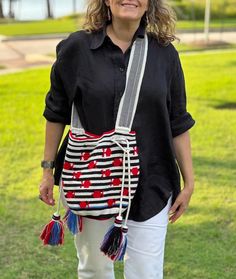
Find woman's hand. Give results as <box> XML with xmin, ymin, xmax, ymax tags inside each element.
<box><xmin>39</xmin><ymin>171</ymin><xmax>55</xmax><ymax>206</ymax></box>
<box><xmin>168</xmin><ymin>186</ymin><xmax>194</xmax><ymax>223</ymax></box>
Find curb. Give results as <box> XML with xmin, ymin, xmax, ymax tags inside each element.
<box><xmin>1</xmin><ymin>33</ymin><xmax>70</xmax><ymax>42</ymax></box>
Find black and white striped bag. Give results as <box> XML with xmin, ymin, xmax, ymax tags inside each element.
<box><xmin>40</xmin><ymin>34</ymin><xmax>148</xmax><ymax>261</ymax></box>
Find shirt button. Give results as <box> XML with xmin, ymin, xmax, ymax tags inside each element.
<box><xmin>119</xmin><ymin>67</ymin><xmax>125</xmax><ymax>72</ymax></box>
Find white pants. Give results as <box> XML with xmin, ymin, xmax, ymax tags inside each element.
<box><xmin>71</xmin><ymin>194</ymin><xmax>173</xmax><ymax>279</ymax></box>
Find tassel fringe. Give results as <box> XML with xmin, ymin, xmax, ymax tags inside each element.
<box><xmin>40</xmin><ymin>213</ymin><xmax>64</xmax><ymax>246</ymax></box>
<box><xmin>63</xmin><ymin>208</ymin><xmax>83</xmax><ymax>235</ymax></box>
<box><xmin>100</xmin><ymin>216</ymin><xmax>125</xmax><ymax>260</ymax></box>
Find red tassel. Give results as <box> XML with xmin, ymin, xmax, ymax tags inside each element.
<box><xmin>40</xmin><ymin>213</ymin><xmax>64</xmax><ymax>246</ymax></box>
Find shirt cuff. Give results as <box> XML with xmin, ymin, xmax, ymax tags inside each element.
<box><xmin>43</xmin><ymin>107</ymin><xmax>71</xmax><ymax>125</ymax></box>
<box><xmin>171</xmin><ymin>112</ymin><xmax>195</xmax><ymax>137</ymax></box>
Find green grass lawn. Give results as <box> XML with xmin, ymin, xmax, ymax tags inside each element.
<box><xmin>0</xmin><ymin>17</ymin><xmax>235</xmax><ymax>36</ymax></box>
<box><xmin>0</xmin><ymin>49</ymin><xmax>236</xmax><ymax>278</ymax></box>
<box><xmin>0</xmin><ymin>17</ymin><xmax>84</xmax><ymax>36</ymax></box>
<box><xmin>177</xmin><ymin>18</ymin><xmax>236</xmax><ymax>31</ymax></box>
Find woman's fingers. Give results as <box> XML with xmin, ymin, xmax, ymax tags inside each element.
<box><xmin>39</xmin><ymin>176</ymin><xmax>55</xmax><ymax>206</ymax></box>
<box><xmin>168</xmin><ymin>198</ymin><xmax>181</xmax><ymax>216</ymax></box>
<box><xmin>169</xmin><ymin>203</ymin><xmax>187</xmax><ymax>223</ymax></box>
<box><xmin>168</xmin><ymin>187</ymin><xmax>193</xmax><ymax>223</ymax></box>
<box><xmin>40</xmin><ymin>187</ymin><xmax>51</xmax><ymax>205</ymax></box>
<box><xmin>47</xmin><ymin>187</ymin><xmax>55</xmax><ymax>205</ymax></box>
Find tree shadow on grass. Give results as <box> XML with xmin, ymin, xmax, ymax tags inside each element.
<box><xmin>193</xmin><ymin>156</ymin><xmax>236</xmax><ymax>186</ymax></box>
<box><xmin>213</xmin><ymin>102</ymin><xmax>236</xmax><ymax>110</ymax></box>
<box><xmin>189</xmin><ymin>97</ymin><xmax>236</xmax><ymax>110</ymax></box>
<box><xmin>193</xmin><ymin>156</ymin><xmax>236</xmax><ymax>171</ymax></box>
<box><xmin>165</xmin><ymin>218</ymin><xmax>236</xmax><ymax>279</ymax></box>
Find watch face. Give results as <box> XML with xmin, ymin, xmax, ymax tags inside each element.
<box><xmin>41</xmin><ymin>161</ymin><xmax>54</xmax><ymax>168</ymax></box>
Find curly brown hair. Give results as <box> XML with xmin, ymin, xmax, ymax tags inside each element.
<box><xmin>83</xmin><ymin>0</ymin><xmax>177</xmax><ymax>45</ymax></box>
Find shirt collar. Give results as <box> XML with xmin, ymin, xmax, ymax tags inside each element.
<box><xmin>90</xmin><ymin>21</ymin><xmax>146</xmax><ymax>50</ymax></box>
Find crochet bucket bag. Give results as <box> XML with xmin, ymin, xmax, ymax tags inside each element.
<box><xmin>40</xmin><ymin>34</ymin><xmax>148</xmax><ymax>261</ymax></box>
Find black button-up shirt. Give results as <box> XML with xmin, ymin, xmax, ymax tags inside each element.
<box><xmin>43</xmin><ymin>23</ymin><xmax>195</xmax><ymax>221</ymax></box>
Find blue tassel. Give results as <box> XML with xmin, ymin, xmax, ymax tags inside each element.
<box><xmin>49</xmin><ymin>221</ymin><xmax>62</xmax><ymax>245</ymax></box>
<box><xmin>63</xmin><ymin>209</ymin><xmax>82</xmax><ymax>235</ymax></box>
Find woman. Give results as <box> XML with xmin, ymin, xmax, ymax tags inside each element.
<box><xmin>39</xmin><ymin>0</ymin><xmax>195</xmax><ymax>278</ymax></box>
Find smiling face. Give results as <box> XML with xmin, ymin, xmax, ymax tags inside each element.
<box><xmin>105</xmin><ymin>0</ymin><xmax>148</xmax><ymax>24</ymax></box>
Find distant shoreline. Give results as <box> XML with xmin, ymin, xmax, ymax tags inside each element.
<box><xmin>1</xmin><ymin>0</ymin><xmax>87</xmax><ymax>21</ymax></box>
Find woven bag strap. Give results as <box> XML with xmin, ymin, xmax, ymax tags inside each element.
<box><xmin>71</xmin><ymin>34</ymin><xmax>148</xmax><ymax>134</ymax></box>
<box><xmin>115</xmin><ymin>34</ymin><xmax>148</xmax><ymax>133</ymax></box>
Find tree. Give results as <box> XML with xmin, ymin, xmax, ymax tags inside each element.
<box><xmin>0</xmin><ymin>0</ymin><xmax>4</xmax><ymax>18</ymax></box>
<box><xmin>8</xmin><ymin>0</ymin><xmax>15</xmax><ymax>18</ymax></box>
<box><xmin>46</xmin><ymin>0</ymin><xmax>53</xmax><ymax>18</ymax></box>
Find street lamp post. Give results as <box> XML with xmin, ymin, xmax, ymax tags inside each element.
<box><xmin>73</xmin><ymin>0</ymin><xmax>77</xmax><ymax>14</ymax></box>
<box><xmin>204</xmin><ymin>0</ymin><xmax>211</xmax><ymax>43</ymax></box>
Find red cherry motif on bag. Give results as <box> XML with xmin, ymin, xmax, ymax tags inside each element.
<box><xmin>123</xmin><ymin>188</ymin><xmax>129</xmax><ymax>196</ymax></box>
<box><xmin>64</xmin><ymin>161</ymin><xmax>74</xmax><ymax>170</ymax></box>
<box><xmin>65</xmin><ymin>191</ymin><xmax>75</xmax><ymax>199</ymax></box>
<box><xmin>79</xmin><ymin>201</ymin><xmax>90</xmax><ymax>208</ymax></box>
<box><xmin>133</xmin><ymin>146</ymin><xmax>138</xmax><ymax>155</ymax></box>
<box><xmin>101</xmin><ymin>169</ymin><xmax>111</xmax><ymax>177</ymax></box>
<box><xmin>81</xmin><ymin>152</ymin><xmax>90</xmax><ymax>161</ymax></box>
<box><xmin>112</xmin><ymin>178</ymin><xmax>121</xmax><ymax>186</ymax></box>
<box><xmin>72</xmin><ymin>171</ymin><xmax>82</xmax><ymax>180</ymax></box>
<box><xmin>113</xmin><ymin>158</ymin><xmax>122</xmax><ymax>166</ymax></box>
<box><xmin>102</xmin><ymin>148</ymin><xmax>112</xmax><ymax>157</ymax></box>
<box><xmin>93</xmin><ymin>190</ymin><xmax>104</xmax><ymax>198</ymax></box>
<box><xmin>81</xmin><ymin>180</ymin><xmax>91</xmax><ymax>188</ymax></box>
<box><xmin>131</xmin><ymin>167</ymin><xmax>139</xmax><ymax>176</ymax></box>
<box><xmin>88</xmin><ymin>160</ymin><xmax>97</xmax><ymax>169</ymax></box>
<box><xmin>107</xmin><ymin>199</ymin><xmax>116</xmax><ymax>207</ymax></box>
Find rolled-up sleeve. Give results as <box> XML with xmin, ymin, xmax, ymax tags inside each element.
<box><xmin>169</xmin><ymin>51</ymin><xmax>195</xmax><ymax>137</ymax></box>
<box><xmin>43</xmin><ymin>41</ymin><xmax>71</xmax><ymax>125</ymax></box>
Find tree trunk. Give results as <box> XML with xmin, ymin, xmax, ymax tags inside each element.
<box><xmin>0</xmin><ymin>0</ymin><xmax>4</xmax><ymax>18</ymax></box>
<box><xmin>46</xmin><ymin>0</ymin><xmax>53</xmax><ymax>18</ymax></box>
<box><xmin>9</xmin><ymin>0</ymin><xmax>15</xmax><ymax>18</ymax></box>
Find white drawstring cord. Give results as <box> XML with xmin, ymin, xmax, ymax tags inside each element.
<box><xmin>55</xmin><ymin>179</ymin><xmax>64</xmax><ymax>217</ymax></box>
<box><xmin>111</xmin><ymin>139</ymin><xmax>132</xmax><ymax>224</ymax></box>
<box><xmin>118</xmin><ymin>151</ymin><xmax>127</xmax><ymax>217</ymax></box>
<box><xmin>123</xmin><ymin>147</ymin><xmax>131</xmax><ymax>227</ymax></box>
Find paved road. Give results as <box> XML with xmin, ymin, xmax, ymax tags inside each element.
<box><xmin>0</xmin><ymin>31</ymin><xmax>236</xmax><ymax>74</ymax></box>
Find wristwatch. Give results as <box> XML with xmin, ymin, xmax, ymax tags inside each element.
<box><xmin>41</xmin><ymin>160</ymin><xmax>55</xmax><ymax>169</ymax></box>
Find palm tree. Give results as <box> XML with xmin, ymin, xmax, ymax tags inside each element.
<box><xmin>46</xmin><ymin>0</ymin><xmax>53</xmax><ymax>18</ymax></box>
<box><xmin>0</xmin><ymin>0</ymin><xmax>4</xmax><ymax>18</ymax></box>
